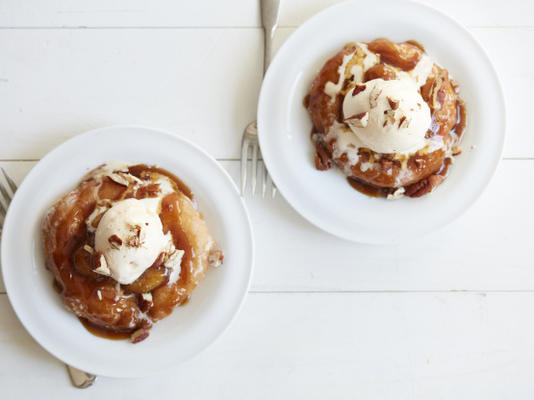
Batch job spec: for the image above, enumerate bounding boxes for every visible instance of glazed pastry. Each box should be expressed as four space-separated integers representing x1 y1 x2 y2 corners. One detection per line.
42 162 223 342
306 38 466 198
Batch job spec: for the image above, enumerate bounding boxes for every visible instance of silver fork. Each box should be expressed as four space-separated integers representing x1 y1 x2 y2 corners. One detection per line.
0 167 97 389
240 0 281 198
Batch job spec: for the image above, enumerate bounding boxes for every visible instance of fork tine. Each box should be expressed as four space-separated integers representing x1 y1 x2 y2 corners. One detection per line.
251 144 258 195
1 168 17 192
0 197 6 218
240 138 250 195
0 178 12 206
270 177 277 198
262 161 268 198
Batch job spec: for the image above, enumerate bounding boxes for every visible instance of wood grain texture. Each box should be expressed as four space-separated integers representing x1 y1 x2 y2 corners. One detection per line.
1 159 532 294
0 0 532 396
0 27 528 159
0 0 531 28
0 29 262 160
1 293 534 398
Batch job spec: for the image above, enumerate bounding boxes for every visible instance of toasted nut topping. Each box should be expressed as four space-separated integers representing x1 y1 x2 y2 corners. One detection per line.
108 234 122 249
108 173 130 187
352 84 366 96
92 252 111 276
369 87 382 108
345 112 369 128
131 328 150 344
387 97 399 110
137 293 153 313
208 249 224 268
399 116 410 129
387 187 405 200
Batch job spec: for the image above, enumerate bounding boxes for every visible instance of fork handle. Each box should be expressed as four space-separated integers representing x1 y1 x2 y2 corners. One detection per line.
261 0 281 74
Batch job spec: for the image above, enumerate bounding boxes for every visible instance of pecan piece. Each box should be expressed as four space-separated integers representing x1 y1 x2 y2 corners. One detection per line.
405 174 444 197
131 328 150 344
430 70 448 111
352 84 366 96
345 111 369 128
314 141 333 171
137 293 153 313
91 251 111 276
108 234 122 249
387 97 399 110
369 87 382 108
208 249 224 268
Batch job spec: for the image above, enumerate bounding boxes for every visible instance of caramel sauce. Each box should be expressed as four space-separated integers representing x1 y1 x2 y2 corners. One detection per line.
128 164 193 201
347 177 391 198
405 40 425 52
79 317 131 340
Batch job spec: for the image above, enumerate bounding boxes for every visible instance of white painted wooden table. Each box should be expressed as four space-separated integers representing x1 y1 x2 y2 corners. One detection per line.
0 0 533 398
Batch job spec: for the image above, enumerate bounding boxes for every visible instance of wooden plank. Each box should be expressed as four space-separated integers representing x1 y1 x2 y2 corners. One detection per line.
0 0 531 28
0 27 527 160
0 0 259 28
279 0 534 28
1 159 533 293
1 292 534 397
0 29 263 160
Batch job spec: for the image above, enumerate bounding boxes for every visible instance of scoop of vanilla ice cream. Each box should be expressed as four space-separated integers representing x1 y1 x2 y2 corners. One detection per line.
342 78 431 154
94 198 172 284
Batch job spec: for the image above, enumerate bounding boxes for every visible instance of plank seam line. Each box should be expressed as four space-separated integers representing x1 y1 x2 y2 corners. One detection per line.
248 289 534 294
0 25 531 30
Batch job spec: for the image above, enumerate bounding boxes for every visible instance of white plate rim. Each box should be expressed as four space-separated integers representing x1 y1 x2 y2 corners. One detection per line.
1 125 255 377
257 0 505 244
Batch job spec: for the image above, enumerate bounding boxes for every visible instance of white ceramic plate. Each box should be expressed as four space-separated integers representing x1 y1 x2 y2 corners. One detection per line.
258 0 505 244
1 126 254 377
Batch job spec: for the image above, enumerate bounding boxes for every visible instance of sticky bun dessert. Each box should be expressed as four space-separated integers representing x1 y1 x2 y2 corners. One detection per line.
42 162 223 343
306 38 466 199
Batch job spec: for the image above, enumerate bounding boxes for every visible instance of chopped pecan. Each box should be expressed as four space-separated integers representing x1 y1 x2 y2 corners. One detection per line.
345 111 369 128
387 97 399 110
208 249 224 268
108 234 122 249
404 174 444 197
125 224 143 247
352 84 366 96
430 70 448 111
314 141 333 171
341 75 354 91
91 252 111 276
369 87 382 108
137 293 153 313
108 173 130 187
131 328 150 344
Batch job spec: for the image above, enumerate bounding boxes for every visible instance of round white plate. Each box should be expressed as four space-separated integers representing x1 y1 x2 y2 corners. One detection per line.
1 126 254 377
258 0 505 244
